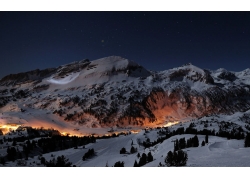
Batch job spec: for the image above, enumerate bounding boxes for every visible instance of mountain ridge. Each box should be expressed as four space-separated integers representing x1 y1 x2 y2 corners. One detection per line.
1 56 250 135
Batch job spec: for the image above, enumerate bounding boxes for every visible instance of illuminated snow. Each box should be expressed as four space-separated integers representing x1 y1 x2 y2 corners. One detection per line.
47 72 80 85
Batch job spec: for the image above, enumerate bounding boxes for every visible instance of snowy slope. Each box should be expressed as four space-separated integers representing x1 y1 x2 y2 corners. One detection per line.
2 125 250 167
1 56 250 136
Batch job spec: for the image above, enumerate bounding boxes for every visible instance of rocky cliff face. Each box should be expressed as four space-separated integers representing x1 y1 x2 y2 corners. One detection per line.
0 68 57 86
0 56 250 130
144 86 250 123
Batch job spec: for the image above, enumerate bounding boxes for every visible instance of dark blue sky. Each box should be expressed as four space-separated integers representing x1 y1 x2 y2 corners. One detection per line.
0 11 250 78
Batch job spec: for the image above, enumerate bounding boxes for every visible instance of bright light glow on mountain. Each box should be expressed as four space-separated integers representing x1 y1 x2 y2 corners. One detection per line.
47 72 80 85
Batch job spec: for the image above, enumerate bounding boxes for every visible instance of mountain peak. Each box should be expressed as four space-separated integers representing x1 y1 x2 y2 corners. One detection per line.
91 56 139 69
86 56 151 78
168 63 214 84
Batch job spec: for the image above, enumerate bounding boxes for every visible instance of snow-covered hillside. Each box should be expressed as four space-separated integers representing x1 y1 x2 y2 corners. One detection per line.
1 114 250 167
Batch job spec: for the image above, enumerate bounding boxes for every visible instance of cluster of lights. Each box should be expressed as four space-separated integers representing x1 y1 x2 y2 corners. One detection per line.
163 121 179 127
0 124 21 134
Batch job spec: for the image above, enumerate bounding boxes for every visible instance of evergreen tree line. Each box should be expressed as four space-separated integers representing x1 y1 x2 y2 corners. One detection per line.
96 131 131 140
142 127 212 149
5 139 37 162
216 129 245 140
37 135 96 154
134 152 153 167
2 135 96 164
185 126 215 135
1 128 64 143
7 146 17 161
141 134 172 148
176 125 245 140
114 161 124 167
44 155 72 167
174 135 200 151
142 124 245 149
165 150 188 166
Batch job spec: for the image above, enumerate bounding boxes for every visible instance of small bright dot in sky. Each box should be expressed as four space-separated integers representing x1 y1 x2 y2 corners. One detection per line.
0 11 250 78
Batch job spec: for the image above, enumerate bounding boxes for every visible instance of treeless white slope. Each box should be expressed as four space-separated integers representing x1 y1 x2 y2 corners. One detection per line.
47 72 80 85
45 56 151 87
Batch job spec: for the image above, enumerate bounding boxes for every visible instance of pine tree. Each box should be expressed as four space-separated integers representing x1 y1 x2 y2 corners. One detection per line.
46 155 72 167
147 152 153 162
179 137 186 149
175 150 188 166
186 139 191 148
244 133 250 147
12 140 17 146
114 161 124 167
165 150 188 166
138 153 147 166
165 151 174 166
201 140 205 146
130 146 136 154
193 135 199 147
133 160 138 167
120 147 126 154
82 148 95 160
174 139 179 151
40 157 46 165
0 157 5 165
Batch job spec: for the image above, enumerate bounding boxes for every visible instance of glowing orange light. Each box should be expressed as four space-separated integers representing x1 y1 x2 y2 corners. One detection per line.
0 124 21 134
163 121 179 127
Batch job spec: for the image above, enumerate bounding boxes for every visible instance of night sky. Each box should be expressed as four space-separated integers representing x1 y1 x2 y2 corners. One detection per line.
0 11 250 78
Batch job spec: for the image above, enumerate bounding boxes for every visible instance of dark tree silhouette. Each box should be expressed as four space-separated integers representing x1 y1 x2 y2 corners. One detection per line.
133 160 138 167
147 152 153 162
165 150 188 166
193 135 199 147
40 157 46 165
7 147 17 161
244 133 250 147
0 157 5 165
165 151 174 166
82 148 95 160
120 147 126 154
12 140 17 146
130 146 137 154
114 161 124 167
138 153 147 166
174 139 179 151
46 155 72 167
205 134 208 143
186 135 199 148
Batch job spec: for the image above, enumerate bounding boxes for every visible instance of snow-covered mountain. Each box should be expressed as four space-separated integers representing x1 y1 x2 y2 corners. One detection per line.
1 56 250 135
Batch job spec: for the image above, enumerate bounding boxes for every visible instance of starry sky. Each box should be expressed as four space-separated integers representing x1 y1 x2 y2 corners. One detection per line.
0 11 250 78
